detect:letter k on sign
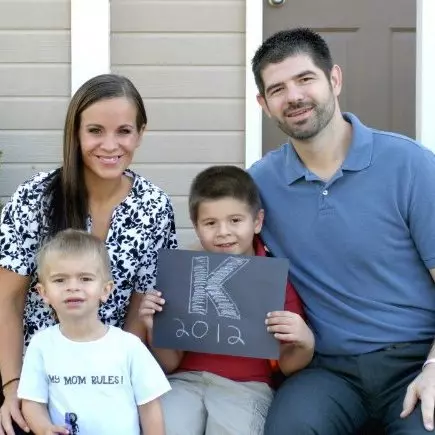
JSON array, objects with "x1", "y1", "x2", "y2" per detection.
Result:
[{"x1": 189, "y1": 256, "x2": 249, "y2": 320}]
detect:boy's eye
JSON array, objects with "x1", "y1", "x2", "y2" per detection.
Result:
[
  {"x1": 81, "y1": 277, "x2": 93, "y2": 282},
  {"x1": 53, "y1": 278, "x2": 64, "y2": 283},
  {"x1": 231, "y1": 218, "x2": 242, "y2": 223}
]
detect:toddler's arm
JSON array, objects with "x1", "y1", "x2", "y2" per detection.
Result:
[
  {"x1": 21, "y1": 400, "x2": 69, "y2": 435},
  {"x1": 138, "y1": 398, "x2": 165, "y2": 435}
]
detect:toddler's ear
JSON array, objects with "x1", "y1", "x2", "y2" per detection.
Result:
[
  {"x1": 36, "y1": 282, "x2": 50, "y2": 305},
  {"x1": 100, "y1": 281, "x2": 114, "y2": 303}
]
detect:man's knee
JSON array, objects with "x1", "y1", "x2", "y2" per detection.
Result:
[{"x1": 264, "y1": 368, "x2": 366, "y2": 435}]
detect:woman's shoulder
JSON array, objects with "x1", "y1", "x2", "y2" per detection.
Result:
[
  {"x1": 8, "y1": 170, "x2": 57, "y2": 205},
  {"x1": 128, "y1": 170, "x2": 173, "y2": 210},
  {"x1": 5, "y1": 171, "x2": 54, "y2": 218}
]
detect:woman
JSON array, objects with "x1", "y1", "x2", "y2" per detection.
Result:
[{"x1": 0, "y1": 74, "x2": 177, "y2": 434}]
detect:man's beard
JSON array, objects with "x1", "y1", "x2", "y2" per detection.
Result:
[{"x1": 275, "y1": 95, "x2": 336, "y2": 141}]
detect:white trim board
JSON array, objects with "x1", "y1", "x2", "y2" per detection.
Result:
[
  {"x1": 416, "y1": 0, "x2": 435, "y2": 151},
  {"x1": 71, "y1": 0, "x2": 111, "y2": 96},
  {"x1": 244, "y1": 0, "x2": 263, "y2": 168}
]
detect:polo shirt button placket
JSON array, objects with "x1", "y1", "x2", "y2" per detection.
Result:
[{"x1": 319, "y1": 186, "x2": 333, "y2": 213}]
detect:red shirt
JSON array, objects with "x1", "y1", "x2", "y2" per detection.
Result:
[{"x1": 177, "y1": 237, "x2": 304, "y2": 384}]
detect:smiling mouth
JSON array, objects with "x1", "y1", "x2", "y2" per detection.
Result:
[
  {"x1": 97, "y1": 156, "x2": 122, "y2": 163},
  {"x1": 215, "y1": 242, "x2": 237, "y2": 248},
  {"x1": 285, "y1": 107, "x2": 313, "y2": 118}
]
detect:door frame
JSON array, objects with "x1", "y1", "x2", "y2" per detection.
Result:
[{"x1": 245, "y1": 0, "x2": 435, "y2": 167}]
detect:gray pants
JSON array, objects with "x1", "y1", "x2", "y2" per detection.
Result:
[
  {"x1": 161, "y1": 371, "x2": 274, "y2": 435},
  {"x1": 265, "y1": 341, "x2": 432, "y2": 435}
]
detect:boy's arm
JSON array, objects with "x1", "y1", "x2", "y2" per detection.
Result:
[
  {"x1": 267, "y1": 281, "x2": 314, "y2": 376},
  {"x1": 140, "y1": 290, "x2": 184, "y2": 373},
  {"x1": 278, "y1": 334, "x2": 314, "y2": 375},
  {"x1": 146, "y1": 330, "x2": 184, "y2": 374},
  {"x1": 138, "y1": 399, "x2": 165, "y2": 435},
  {"x1": 21, "y1": 400, "x2": 68, "y2": 435},
  {"x1": 267, "y1": 311, "x2": 314, "y2": 375}
]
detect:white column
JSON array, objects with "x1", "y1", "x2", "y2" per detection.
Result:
[
  {"x1": 70, "y1": 0, "x2": 110, "y2": 96},
  {"x1": 416, "y1": 0, "x2": 435, "y2": 151},
  {"x1": 244, "y1": 0, "x2": 263, "y2": 168}
]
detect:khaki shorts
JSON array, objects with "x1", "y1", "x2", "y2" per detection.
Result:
[{"x1": 161, "y1": 371, "x2": 274, "y2": 435}]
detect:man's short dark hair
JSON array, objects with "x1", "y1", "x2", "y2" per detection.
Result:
[
  {"x1": 189, "y1": 165, "x2": 262, "y2": 224},
  {"x1": 252, "y1": 27, "x2": 333, "y2": 96}
]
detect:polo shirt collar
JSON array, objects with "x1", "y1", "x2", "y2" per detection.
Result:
[{"x1": 284, "y1": 112, "x2": 374, "y2": 185}]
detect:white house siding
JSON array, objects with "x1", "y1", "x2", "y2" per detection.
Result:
[
  {"x1": 0, "y1": 0, "x2": 70, "y2": 205},
  {"x1": 111, "y1": 0, "x2": 246, "y2": 247}
]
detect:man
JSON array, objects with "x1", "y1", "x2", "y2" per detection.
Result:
[{"x1": 250, "y1": 27, "x2": 435, "y2": 434}]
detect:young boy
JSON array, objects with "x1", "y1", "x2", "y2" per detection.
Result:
[
  {"x1": 141, "y1": 165, "x2": 314, "y2": 435},
  {"x1": 17, "y1": 229, "x2": 170, "y2": 435}
]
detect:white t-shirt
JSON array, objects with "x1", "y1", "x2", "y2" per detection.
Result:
[{"x1": 18, "y1": 325, "x2": 171, "y2": 435}]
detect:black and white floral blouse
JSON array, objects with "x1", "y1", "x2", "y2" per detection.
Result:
[{"x1": 0, "y1": 169, "x2": 178, "y2": 347}]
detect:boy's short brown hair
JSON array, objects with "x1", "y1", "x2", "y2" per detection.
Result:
[
  {"x1": 189, "y1": 165, "x2": 262, "y2": 224},
  {"x1": 37, "y1": 229, "x2": 112, "y2": 281}
]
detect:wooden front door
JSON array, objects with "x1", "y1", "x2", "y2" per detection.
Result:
[{"x1": 262, "y1": 0, "x2": 416, "y2": 154}]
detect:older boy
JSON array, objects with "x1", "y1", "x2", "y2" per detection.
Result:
[{"x1": 141, "y1": 165, "x2": 314, "y2": 435}]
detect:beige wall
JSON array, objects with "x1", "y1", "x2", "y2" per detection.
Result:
[
  {"x1": 0, "y1": 0, "x2": 246, "y2": 248},
  {"x1": 111, "y1": 0, "x2": 246, "y2": 247},
  {"x1": 0, "y1": 0, "x2": 70, "y2": 204}
]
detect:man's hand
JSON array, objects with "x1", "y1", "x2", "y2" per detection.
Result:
[
  {"x1": 139, "y1": 291, "x2": 165, "y2": 340},
  {"x1": 265, "y1": 311, "x2": 314, "y2": 348},
  {"x1": 401, "y1": 363, "x2": 435, "y2": 431},
  {"x1": 0, "y1": 384, "x2": 29, "y2": 435}
]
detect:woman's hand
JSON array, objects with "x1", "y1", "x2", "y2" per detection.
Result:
[{"x1": 0, "y1": 382, "x2": 29, "y2": 435}]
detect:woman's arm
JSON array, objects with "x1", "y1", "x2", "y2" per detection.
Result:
[
  {"x1": 0, "y1": 267, "x2": 30, "y2": 433},
  {"x1": 0, "y1": 268, "x2": 28, "y2": 382},
  {"x1": 138, "y1": 399, "x2": 165, "y2": 435}
]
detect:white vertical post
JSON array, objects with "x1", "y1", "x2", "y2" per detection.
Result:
[
  {"x1": 416, "y1": 0, "x2": 435, "y2": 151},
  {"x1": 245, "y1": 0, "x2": 263, "y2": 168},
  {"x1": 70, "y1": 0, "x2": 111, "y2": 96}
]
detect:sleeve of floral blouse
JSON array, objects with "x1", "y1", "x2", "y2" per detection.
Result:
[
  {"x1": 0, "y1": 187, "x2": 39, "y2": 277},
  {"x1": 135, "y1": 195, "x2": 178, "y2": 293}
]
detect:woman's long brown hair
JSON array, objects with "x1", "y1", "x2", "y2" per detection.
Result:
[{"x1": 45, "y1": 74, "x2": 147, "y2": 237}]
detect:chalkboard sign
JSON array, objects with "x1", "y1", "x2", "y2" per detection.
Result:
[{"x1": 153, "y1": 249, "x2": 288, "y2": 359}]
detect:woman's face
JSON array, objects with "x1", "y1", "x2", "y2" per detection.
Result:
[{"x1": 78, "y1": 97, "x2": 144, "y2": 181}]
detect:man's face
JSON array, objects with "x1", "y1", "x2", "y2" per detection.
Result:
[{"x1": 257, "y1": 54, "x2": 341, "y2": 141}]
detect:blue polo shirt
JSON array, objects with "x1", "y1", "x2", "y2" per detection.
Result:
[{"x1": 249, "y1": 113, "x2": 435, "y2": 355}]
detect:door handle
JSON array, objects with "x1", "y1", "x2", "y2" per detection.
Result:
[{"x1": 268, "y1": 0, "x2": 286, "y2": 6}]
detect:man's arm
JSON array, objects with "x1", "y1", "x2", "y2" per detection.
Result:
[
  {"x1": 400, "y1": 267, "x2": 435, "y2": 431},
  {"x1": 138, "y1": 399, "x2": 165, "y2": 435}
]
